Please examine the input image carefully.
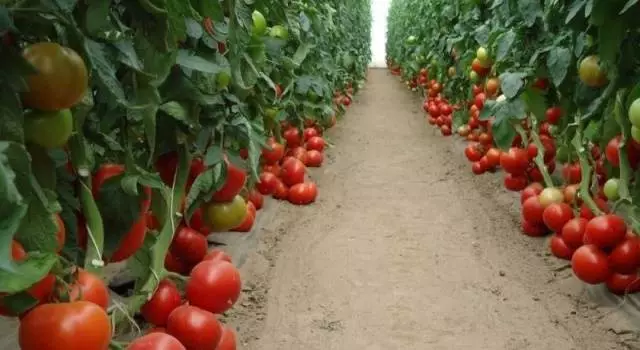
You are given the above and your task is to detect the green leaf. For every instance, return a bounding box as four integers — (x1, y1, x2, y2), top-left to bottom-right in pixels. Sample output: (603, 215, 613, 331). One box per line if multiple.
(160, 101, 190, 122)
(0, 6, 14, 33)
(185, 18, 204, 39)
(620, 0, 638, 14)
(547, 47, 571, 87)
(176, 50, 221, 74)
(0, 252, 58, 294)
(522, 89, 547, 121)
(566, 0, 586, 24)
(492, 119, 517, 150)
(86, 39, 127, 105)
(184, 162, 225, 223)
(499, 72, 527, 99)
(598, 20, 624, 65)
(517, 0, 542, 27)
(495, 30, 515, 62)
(292, 42, 314, 67)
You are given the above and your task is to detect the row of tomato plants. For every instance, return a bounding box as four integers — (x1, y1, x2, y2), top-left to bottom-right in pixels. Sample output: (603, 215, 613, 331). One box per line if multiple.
(0, 0, 370, 349)
(387, 0, 640, 298)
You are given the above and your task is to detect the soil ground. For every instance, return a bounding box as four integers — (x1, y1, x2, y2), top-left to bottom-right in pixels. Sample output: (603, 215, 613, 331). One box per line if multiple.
(225, 69, 640, 350)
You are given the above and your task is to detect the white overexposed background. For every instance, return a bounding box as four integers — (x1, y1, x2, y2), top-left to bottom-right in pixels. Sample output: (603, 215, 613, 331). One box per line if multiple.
(369, 0, 392, 67)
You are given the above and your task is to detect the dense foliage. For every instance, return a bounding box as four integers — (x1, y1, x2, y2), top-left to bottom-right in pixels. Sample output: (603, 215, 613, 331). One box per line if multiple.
(387, 0, 640, 295)
(0, 0, 370, 347)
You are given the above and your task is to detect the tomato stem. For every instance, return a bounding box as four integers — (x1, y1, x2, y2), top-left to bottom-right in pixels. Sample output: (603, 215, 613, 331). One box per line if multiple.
(79, 180, 105, 274)
(571, 113, 603, 216)
(613, 89, 632, 202)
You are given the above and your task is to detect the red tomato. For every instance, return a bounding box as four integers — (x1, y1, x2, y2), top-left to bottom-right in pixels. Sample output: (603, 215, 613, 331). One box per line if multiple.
(500, 148, 529, 175)
(608, 238, 640, 274)
(285, 146, 308, 164)
(526, 143, 538, 160)
(188, 208, 211, 236)
(167, 305, 223, 349)
(127, 332, 186, 350)
(474, 93, 486, 109)
(545, 107, 562, 124)
(170, 227, 208, 266)
(471, 161, 485, 175)
(262, 138, 285, 165)
(19, 301, 111, 350)
(231, 202, 256, 232)
(256, 172, 279, 195)
(203, 249, 233, 263)
(164, 251, 190, 276)
(605, 273, 640, 295)
(522, 196, 545, 225)
(583, 215, 627, 249)
(306, 136, 326, 152)
(542, 203, 574, 232)
(503, 173, 528, 192)
(561, 218, 588, 249)
(246, 189, 264, 210)
(521, 217, 547, 237)
(272, 178, 289, 200)
(485, 148, 501, 167)
(440, 125, 452, 136)
(262, 163, 281, 177)
(212, 158, 247, 202)
(282, 128, 302, 148)
(141, 280, 182, 327)
(186, 260, 242, 314)
(579, 198, 609, 220)
(69, 269, 109, 309)
(305, 150, 324, 167)
(561, 163, 581, 184)
(239, 148, 248, 159)
(215, 326, 237, 350)
(550, 235, 575, 260)
(571, 245, 611, 284)
(280, 158, 306, 186)
(288, 182, 318, 205)
(464, 144, 484, 162)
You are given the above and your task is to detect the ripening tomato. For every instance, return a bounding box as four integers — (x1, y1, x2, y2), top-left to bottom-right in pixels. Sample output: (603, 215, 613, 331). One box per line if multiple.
(561, 218, 588, 249)
(167, 305, 223, 349)
(203, 251, 233, 266)
(550, 235, 575, 260)
(280, 158, 306, 186)
(571, 245, 611, 284)
(257, 172, 278, 195)
(306, 136, 326, 152)
(68, 269, 109, 310)
(231, 202, 256, 232)
(141, 280, 183, 327)
(485, 78, 500, 96)
(19, 301, 111, 350)
(187, 260, 242, 314)
(216, 326, 237, 350)
(22, 42, 88, 111)
(542, 203, 574, 232)
(305, 150, 324, 167)
(478, 132, 492, 145)
(563, 184, 580, 204)
(522, 196, 545, 225)
(203, 195, 247, 232)
(578, 55, 607, 88)
(520, 183, 543, 204)
(500, 148, 529, 175)
(286, 147, 308, 164)
(503, 173, 528, 192)
(608, 238, 640, 274)
(283, 128, 302, 148)
(170, 226, 208, 266)
(583, 215, 627, 249)
(605, 273, 640, 295)
(288, 182, 318, 205)
(538, 187, 564, 208)
(212, 158, 247, 202)
(127, 332, 186, 350)
(262, 138, 285, 165)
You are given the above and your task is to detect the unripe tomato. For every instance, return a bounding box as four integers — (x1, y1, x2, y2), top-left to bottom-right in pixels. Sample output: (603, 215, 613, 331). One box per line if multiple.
(231, 202, 256, 232)
(603, 178, 620, 200)
(251, 11, 267, 36)
(628, 98, 640, 127)
(22, 42, 88, 111)
(539, 187, 564, 207)
(24, 109, 73, 148)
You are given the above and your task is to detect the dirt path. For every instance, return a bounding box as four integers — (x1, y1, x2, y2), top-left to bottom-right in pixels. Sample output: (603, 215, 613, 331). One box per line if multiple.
(226, 69, 639, 350)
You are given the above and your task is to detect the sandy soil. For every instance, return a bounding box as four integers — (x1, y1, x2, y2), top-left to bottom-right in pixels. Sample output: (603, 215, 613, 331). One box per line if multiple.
(225, 69, 640, 350)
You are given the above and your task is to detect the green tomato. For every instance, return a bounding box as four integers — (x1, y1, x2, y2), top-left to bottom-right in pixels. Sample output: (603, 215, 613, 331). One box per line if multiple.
(265, 108, 279, 120)
(216, 71, 231, 90)
(632, 125, 640, 143)
(269, 25, 289, 40)
(252, 11, 267, 36)
(24, 109, 73, 148)
(628, 99, 640, 127)
(469, 71, 478, 82)
(476, 47, 490, 65)
(406, 35, 417, 44)
(603, 178, 620, 200)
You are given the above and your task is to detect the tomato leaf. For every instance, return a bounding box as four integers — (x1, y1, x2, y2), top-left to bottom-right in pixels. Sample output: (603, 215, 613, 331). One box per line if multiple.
(522, 89, 547, 121)
(495, 29, 515, 62)
(86, 39, 127, 105)
(499, 72, 527, 99)
(620, 0, 638, 14)
(0, 252, 57, 294)
(1, 291, 38, 314)
(177, 50, 222, 74)
(492, 118, 517, 151)
(547, 47, 571, 87)
(184, 162, 225, 223)
(517, 0, 543, 27)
